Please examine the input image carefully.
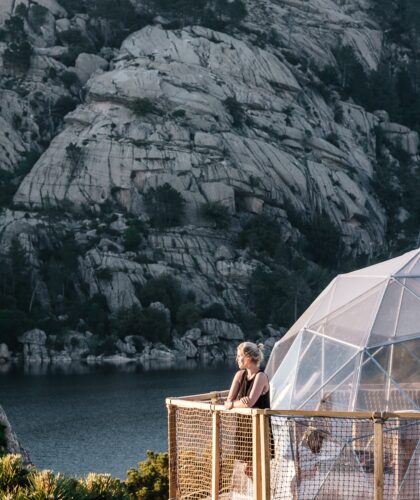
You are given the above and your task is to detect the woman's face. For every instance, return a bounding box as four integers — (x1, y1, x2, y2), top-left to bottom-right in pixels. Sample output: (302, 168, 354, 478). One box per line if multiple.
(236, 350, 250, 369)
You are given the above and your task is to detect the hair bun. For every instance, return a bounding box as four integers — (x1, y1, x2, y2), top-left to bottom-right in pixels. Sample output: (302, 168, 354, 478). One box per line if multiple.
(257, 343, 265, 351)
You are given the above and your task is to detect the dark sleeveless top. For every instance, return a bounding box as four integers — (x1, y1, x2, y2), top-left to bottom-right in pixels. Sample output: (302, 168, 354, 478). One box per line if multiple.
(237, 369, 270, 409)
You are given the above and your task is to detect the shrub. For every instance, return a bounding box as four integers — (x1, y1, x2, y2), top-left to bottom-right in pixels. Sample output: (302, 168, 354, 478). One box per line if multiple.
(175, 302, 201, 333)
(138, 274, 182, 317)
(28, 4, 48, 30)
(4, 40, 32, 71)
(139, 307, 170, 344)
(224, 96, 244, 128)
(66, 143, 83, 166)
(0, 309, 31, 349)
(201, 201, 230, 229)
(201, 302, 227, 321)
(52, 96, 77, 119)
(0, 169, 19, 207)
(130, 98, 157, 116)
(144, 183, 185, 228)
(0, 452, 169, 498)
(238, 215, 282, 257)
(15, 4, 28, 18)
(60, 70, 80, 88)
(0, 454, 30, 493)
(123, 226, 142, 251)
(172, 109, 186, 118)
(126, 451, 169, 500)
(95, 268, 113, 281)
(15, 150, 40, 177)
(82, 473, 129, 499)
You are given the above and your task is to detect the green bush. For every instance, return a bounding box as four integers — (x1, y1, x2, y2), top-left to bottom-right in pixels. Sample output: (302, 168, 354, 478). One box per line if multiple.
(144, 184, 185, 228)
(130, 98, 157, 116)
(0, 454, 30, 493)
(113, 304, 170, 344)
(138, 307, 170, 344)
(201, 201, 230, 229)
(60, 70, 80, 88)
(82, 473, 129, 499)
(4, 40, 32, 70)
(28, 4, 48, 31)
(0, 452, 169, 498)
(224, 96, 244, 129)
(176, 302, 201, 333)
(238, 215, 282, 257)
(52, 96, 77, 119)
(123, 226, 142, 251)
(126, 451, 169, 500)
(201, 302, 227, 321)
(138, 274, 182, 317)
(0, 424, 7, 453)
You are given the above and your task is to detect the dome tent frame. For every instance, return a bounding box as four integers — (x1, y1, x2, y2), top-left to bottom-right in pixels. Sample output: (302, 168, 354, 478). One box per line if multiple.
(266, 248, 420, 413)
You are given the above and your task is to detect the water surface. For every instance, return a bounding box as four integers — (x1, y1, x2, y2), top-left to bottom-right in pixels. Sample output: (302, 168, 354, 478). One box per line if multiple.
(0, 360, 234, 478)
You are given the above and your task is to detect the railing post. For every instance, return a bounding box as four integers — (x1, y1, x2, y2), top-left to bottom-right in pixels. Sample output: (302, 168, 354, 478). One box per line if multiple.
(373, 412, 385, 500)
(253, 412, 262, 500)
(260, 413, 271, 500)
(212, 410, 220, 499)
(168, 404, 177, 499)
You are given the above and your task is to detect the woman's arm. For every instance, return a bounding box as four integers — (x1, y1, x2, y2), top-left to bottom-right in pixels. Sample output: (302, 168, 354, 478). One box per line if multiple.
(234, 372, 268, 408)
(224, 370, 244, 409)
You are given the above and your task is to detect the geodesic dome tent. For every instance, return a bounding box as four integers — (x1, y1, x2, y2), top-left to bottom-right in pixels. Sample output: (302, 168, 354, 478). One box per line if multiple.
(266, 248, 420, 412)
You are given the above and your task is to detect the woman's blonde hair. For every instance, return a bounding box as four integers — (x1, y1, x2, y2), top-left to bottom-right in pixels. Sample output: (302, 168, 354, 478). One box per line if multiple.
(237, 341, 264, 364)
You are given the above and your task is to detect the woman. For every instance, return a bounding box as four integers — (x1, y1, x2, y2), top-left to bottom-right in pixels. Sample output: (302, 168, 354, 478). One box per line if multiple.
(224, 341, 270, 410)
(224, 342, 270, 484)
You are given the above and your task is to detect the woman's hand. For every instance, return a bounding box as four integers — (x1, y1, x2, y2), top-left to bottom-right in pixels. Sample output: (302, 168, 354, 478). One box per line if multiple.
(240, 397, 251, 406)
(224, 400, 234, 410)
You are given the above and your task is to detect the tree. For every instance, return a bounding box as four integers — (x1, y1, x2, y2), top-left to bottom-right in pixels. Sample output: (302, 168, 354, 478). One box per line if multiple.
(123, 226, 142, 251)
(138, 274, 183, 317)
(201, 202, 230, 229)
(144, 184, 185, 228)
(238, 215, 282, 257)
(126, 451, 169, 500)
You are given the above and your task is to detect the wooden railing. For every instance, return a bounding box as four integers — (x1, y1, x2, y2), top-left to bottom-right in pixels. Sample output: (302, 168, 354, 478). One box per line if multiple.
(166, 392, 420, 500)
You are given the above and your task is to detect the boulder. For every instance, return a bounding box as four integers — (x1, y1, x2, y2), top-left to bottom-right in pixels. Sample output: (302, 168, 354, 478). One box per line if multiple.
(199, 318, 244, 341)
(183, 328, 202, 341)
(173, 337, 198, 358)
(196, 335, 219, 347)
(116, 337, 137, 355)
(18, 329, 47, 345)
(75, 53, 108, 84)
(0, 343, 10, 362)
(149, 302, 171, 323)
(0, 405, 30, 462)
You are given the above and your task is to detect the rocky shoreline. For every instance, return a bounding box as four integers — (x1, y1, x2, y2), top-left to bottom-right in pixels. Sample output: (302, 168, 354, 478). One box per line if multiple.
(0, 320, 282, 367)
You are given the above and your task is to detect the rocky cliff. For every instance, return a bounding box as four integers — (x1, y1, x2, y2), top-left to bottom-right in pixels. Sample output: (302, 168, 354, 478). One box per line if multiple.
(0, 404, 29, 461)
(0, 0, 419, 364)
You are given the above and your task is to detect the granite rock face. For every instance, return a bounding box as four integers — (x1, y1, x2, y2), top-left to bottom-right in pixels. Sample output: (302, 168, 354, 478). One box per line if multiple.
(0, 405, 30, 462)
(14, 23, 387, 256)
(1, 0, 419, 359)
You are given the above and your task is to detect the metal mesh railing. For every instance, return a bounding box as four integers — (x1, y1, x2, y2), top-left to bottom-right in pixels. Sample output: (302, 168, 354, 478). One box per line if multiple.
(170, 407, 213, 499)
(167, 394, 420, 499)
(269, 415, 375, 499)
(219, 412, 254, 497)
(382, 418, 420, 499)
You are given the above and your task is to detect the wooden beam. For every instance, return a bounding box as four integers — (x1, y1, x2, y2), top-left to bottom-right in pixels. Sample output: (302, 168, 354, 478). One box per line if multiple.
(168, 404, 177, 499)
(259, 414, 271, 500)
(212, 411, 220, 500)
(374, 414, 384, 500)
(253, 413, 262, 500)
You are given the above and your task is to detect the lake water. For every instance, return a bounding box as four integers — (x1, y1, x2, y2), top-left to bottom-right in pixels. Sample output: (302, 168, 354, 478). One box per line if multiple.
(0, 360, 235, 478)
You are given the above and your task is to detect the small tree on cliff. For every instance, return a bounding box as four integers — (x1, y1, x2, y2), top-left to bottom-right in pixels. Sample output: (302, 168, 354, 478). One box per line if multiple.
(144, 183, 185, 228)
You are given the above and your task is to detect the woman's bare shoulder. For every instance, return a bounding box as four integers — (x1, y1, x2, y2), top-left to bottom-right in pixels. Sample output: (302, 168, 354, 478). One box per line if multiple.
(233, 369, 246, 380)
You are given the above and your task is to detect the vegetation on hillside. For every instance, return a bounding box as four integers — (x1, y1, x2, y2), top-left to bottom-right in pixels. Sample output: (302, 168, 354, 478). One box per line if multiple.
(0, 452, 168, 499)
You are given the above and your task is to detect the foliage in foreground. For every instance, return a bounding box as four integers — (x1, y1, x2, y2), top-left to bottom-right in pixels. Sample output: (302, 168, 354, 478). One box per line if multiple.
(0, 451, 168, 499)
